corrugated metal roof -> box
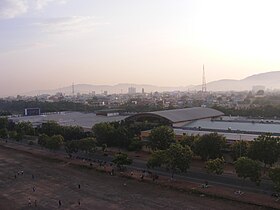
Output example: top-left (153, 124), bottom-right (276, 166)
top-left (173, 129), bottom-right (257, 142)
top-left (150, 107), bottom-right (224, 123)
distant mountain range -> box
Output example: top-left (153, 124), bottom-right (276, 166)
top-left (23, 71), bottom-right (280, 96)
top-left (24, 83), bottom-right (193, 96)
top-left (197, 71), bottom-right (280, 91)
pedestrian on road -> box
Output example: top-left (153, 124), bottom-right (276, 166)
top-left (58, 200), bottom-right (62, 207)
top-left (78, 199), bottom-right (81, 206)
top-left (78, 184), bottom-right (81, 189)
top-left (32, 186), bottom-right (35, 192)
top-left (28, 198), bottom-right (31, 206)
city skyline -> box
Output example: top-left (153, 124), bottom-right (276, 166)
top-left (1, 0), bottom-right (280, 96)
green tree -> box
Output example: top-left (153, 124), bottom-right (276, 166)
top-left (230, 140), bottom-right (250, 161)
top-left (180, 134), bottom-right (199, 150)
top-left (128, 137), bottom-right (142, 151)
top-left (248, 134), bottom-right (280, 167)
top-left (269, 167), bottom-right (280, 192)
top-left (147, 144), bottom-right (193, 178)
top-left (65, 140), bottom-right (79, 157)
top-left (0, 117), bottom-right (8, 129)
top-left (149, 126), bottom-right (175, 151)
top-left (62, 126), bottom-right (85, 141)
top-left (147, 150), bottom-right (167, 169)
top-left (15, 131), bottom-right (24, 141)
top-left (15, 122), bottom-right (34, 136)
top-left (8, 131), bottom-right (17, 139)
top-left (234, 157), bottom-right (262, 185)
top-left (39, 121), bottom-right (62, 137)
top-left (194, 133), bottom-right (226, 160)
top-left (164, 144), bottom-right (193, 178)
top-left (77, 137), bottom-right (97, 154)
top-left (92, 122), bottom-right (115, 146)
top-left (38, 134), bottom-right (49, 147)
top-left (112, 153), bottom-right (133, 170)
top-left (45, 135), bottom-right (64, 151)
top-left (114, 126), bottom-right (131, 149)
top-left (0, 128), bottom-right (8, 138)
top-left (93, 122), bottom-right (133, 148)
top-left (205, 157), bottom-right (225, 175)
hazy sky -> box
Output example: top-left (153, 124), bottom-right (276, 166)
top-left (0, 0), bottom-right (280, 96)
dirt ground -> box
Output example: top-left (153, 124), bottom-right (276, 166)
top-left (0, 146), bottom-right (269, 210)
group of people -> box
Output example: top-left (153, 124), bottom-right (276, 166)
top-left (14, 170), bottom-right (24, 179)
top-left (15, 170), bottom-right (83, 208)
top-left (129, 169), bottom-right (159, 182)
top-left (14, 172), bottom-right (38, 207)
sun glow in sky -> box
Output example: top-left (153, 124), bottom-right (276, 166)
top-left (0, 0), bottom-right (280, 96)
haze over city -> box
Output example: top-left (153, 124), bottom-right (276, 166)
top-left (1, 0), bottom-right (280, 96)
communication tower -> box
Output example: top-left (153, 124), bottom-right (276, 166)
top-left (72, 82), bottom-right (75, 96)
top-left (202, 65), bottom-right (207, 92)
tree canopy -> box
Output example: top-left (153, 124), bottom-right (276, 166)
top-left (205, 157), bottom-right (225, 175)
top-left (149, 126), bottom-right (175, 151)
top-left (45, 135), bottom-right (64, 151)
top-left (194, 133), bottom-right (226, 160)
top-left (179, 134), bottom-right (198, 150)
top-left (112, 153), bottom-right (133, 169)
top-left (234, 157), bottom-right (261, 185)
top-left (65, 137), bottom-right (97, 156)
top-left (147, 143), bottom-right (193, 178)
top-left (230, 140), bottom-right (250, 161)
top-left (248, 134), bottom-right (280, 167)
top-left (92, 122), bottom-right (132, 148)
top-left (39, 121), bottom-right (85, 141)
top-left (38, 134), bottom-right (50, 147)
top-left (269, 167), bottom-right (280, 192)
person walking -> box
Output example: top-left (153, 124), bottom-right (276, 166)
top-left (58, 200), bottom-right (62, 207)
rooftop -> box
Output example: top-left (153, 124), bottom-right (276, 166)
top-left (10, 112), bottom-right (126, 130)
top-left (150, 107), bottom-right (224, 123)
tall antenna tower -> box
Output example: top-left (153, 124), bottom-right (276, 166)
top-left (72, 82), bottom-right (75, 96)
top-left (202, 64), bottom-right (207, 92)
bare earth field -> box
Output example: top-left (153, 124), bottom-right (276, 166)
top-left (0, 146), bottom-right (268, 210)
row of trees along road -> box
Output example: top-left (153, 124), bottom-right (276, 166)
top-left (2, 117), bottom-right (280, 192)
top-left (147, 125), bottom-right (280, 191)
top-left (92, 121), bottom-right (157, 151)
top-left (147, 143), bottom-right (193, 178)
top-left (231, 135), bottom-right (280, 190)
top-left (148, 126), bottom-right (226, 160)
top-left (38, 134), bottom-right (64, 151)
top-left (147, 126), bottom-right (226, 178)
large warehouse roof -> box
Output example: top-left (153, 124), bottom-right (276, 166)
top-left (10, 112), bottom-right (126, 130)
top-left (126, 107), bottom-right (224, 124)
